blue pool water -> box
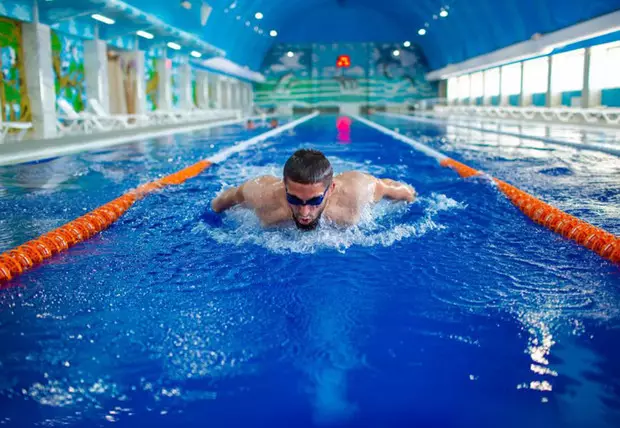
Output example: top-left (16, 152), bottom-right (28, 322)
top-left (0, 116), bottom-right (619, 427)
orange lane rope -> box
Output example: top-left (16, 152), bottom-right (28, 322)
top-left (0, 160), bottom-right (212, 283)
top-left (440, 158), bottom-right (620, 264)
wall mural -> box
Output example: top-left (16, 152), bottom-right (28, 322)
top-left (0, 16), bottom-right (29, 122)
top-left (145, 55), bottom-right (158, 111)
top-left (51, 30), bottom-right (87, 113)
top-left (171, 62), bottom-right (180, 108)
top-left (192, 68), bottom-right (198, 107)
top-left (255, 42), bottom-right (437, 108)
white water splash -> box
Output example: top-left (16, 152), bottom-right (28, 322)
top-left (195, 193), bottom-right (465, 254)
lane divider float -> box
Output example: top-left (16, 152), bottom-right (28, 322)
top-left (0, 112), bottom-right (319, 284)
top-left (352, 115), bottom-right (619, 264)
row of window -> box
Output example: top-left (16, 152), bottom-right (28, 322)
top-left (447, 41), bottom-right (620, 100)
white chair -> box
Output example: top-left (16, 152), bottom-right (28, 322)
top-left (0, 118), bottom-right (32, 142)
top-left (56, 98), bottom-right (109, 134)
top-left (87, 98), bottom-right (151, 128)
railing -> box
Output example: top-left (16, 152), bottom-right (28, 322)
top-left (433, 105), bottom-right (620, 125)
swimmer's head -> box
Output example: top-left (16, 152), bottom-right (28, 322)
top-left (283, 149), bottom-right (335, 231)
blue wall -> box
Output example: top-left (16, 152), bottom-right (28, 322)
top-left (561, 90), bottom-right (582, 107)
top-left (532, 93), bottom-right (546, 106)
top-left (602, 88), bottom-right (620, 107)
top-left (508, 94), bottom-right (520, 106)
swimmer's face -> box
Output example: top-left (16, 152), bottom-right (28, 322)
top-left (285, 179), bottom-right (334, 231)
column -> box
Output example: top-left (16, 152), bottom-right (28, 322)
top-left (157, 51), bottom-right (172, 110)
top-left (499, 67), bottom-right (507, 106)
top-left (520, 61), bottom-right (531, 107)
top-left (225, 79), bottom-right (233, 109)
top-left (132, 49), bottom-right (147, 115)
top-left (234, 81), bottom-right (242, 110)
top-left (248, 83), bottom-right (254, 113)
top-left (84, 39), bottom-right (109, 113)
top-left (214, 75), bottom-right (223, 109)
top-left (22, 22), bottom-right (57, 138)
top-left (581, 47), bottom-right (600, 108)
top-left (546, 55), bottom-right (560, 107)
top-left (179, 63), bottom-right (193, 110)
top-left (195, 71), bottom-right (206, 109)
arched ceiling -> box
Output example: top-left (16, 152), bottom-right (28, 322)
top-left (39, 0), bottom-right (620, 71)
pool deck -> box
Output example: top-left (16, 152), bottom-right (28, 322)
top-left (0, 114), bottom-right (258, 166)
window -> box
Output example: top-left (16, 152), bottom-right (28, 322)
top-left (551, 49), bottom-right (584, 92)
top-left (523, 57), bottom-right (549, 94)
top-left (484, 68), bottom-right (500, 97)
top-left (500, 63), bottom-right (522, 95)
top-left (470, 72), bottom-right (484, 98)
top-left (458, 74), bottom-right (470, 99)
top-left (447, 77), bottom-right (459, 100)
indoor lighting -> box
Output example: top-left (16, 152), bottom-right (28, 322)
top-left (418, 28), bottom-right (427, 36)
top-left (167, 42), bottom-right (181, 50)
top-left (403, 40), bottom-right (411, 47)
top-left (255, 12), bottom-right (263, 20)
top-left (287, 51), bottom-right (294, 58)
top-left (393, 49), bottom-right (400, 57)
top-left (270, 30), bottom-right (278, 37)
top-left (136, 30), bottom-right (154, 39)
top-left (91, 14), bottom-right (115, 25)
top-left (440, 9), bottom-right (448, 18)
top-left (190, 50), bottom-right (202, 58)
top-left (180, 1), bottom-right (192, 10)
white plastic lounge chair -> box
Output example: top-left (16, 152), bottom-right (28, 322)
top-left (87, 98), bottom-right (151, 128)
top-left (56, 99), bottom-right (109, 134)
top-left (0, 119), bottom-right (32, 142)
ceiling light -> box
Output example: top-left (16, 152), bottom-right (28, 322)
top-left (136, 30), bottom-right (154, 39)
top-left (403, 41), bottom-right (411, 47)
top-left (91, 14), bottom-right (115, 25)
top-left (393, 49), bottom-right (400, 57)
top-left (440, 9), bottom-right (448, 18)
top-left (180, 1), bottom-right (192, 10)
top-left (245, 21), bottom-right (250, 27)
top-left (255, 12), bottom-right (263, 20)
top-left (190, 51), bottom-right (202, 58)
top-left (287, 51), bottom-right (294, 58)
top-left (167, 42), bottom-right (181, 50)
top-left (418, 28), bottom-right (427, 36)
top-left (270, 30), bottom-right (278, 37)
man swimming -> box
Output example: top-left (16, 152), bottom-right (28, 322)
top-left (211, 149), bottom-right (416, 230)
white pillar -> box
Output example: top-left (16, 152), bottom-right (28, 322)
top-left (520, 61), bottom-right (531, 107)
top-left (546, 55), bottom-right (560, 107)
top-left (157, 52), bottom-right (172, 110)
top-left (22, 22), bottom-right (57, 138)
top-left (499, 67), bottom-right (507, 106)
top-left (195, 71), bottom-right (206, 109)
top-left (84, 39), bottom-right (109, 113)
top-left (228, 80), bottom-right (234, 109)
top-left (581, 47), bottom-right (600, 108)
top-left (219, 79), bottom-right (227, 109)
top-left (132, 50), bottom-right (147, 115)
top-left (213, 75), bottom-right (222, 109)
top-left (468, 76), bottom-right (474, 106)
top-left (179, 63), bottom-right (193, 109)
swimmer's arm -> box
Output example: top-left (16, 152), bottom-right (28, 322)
top-left (373, 178), bottom-right (416, 202)
top-left (211, 184), bottom-right (245, 213)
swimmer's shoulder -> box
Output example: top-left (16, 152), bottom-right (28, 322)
top-left (241, 176), bottom-right (283, 207)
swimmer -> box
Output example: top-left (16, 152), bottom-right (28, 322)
top-left (212, 149), bottom-right (416, 230)
top-left (270, 118), bottom-right (279, 128)
top-left (246, 119), bottom-right (255, 130)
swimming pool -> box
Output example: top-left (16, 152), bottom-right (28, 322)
top-left (1, 115), bottom-right (619, 427)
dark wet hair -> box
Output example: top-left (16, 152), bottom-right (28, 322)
top-left (283, 149), bottom-right (333, 186)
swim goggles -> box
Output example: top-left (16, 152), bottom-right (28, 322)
top-left (285, 186), bottom-right (329, 206)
